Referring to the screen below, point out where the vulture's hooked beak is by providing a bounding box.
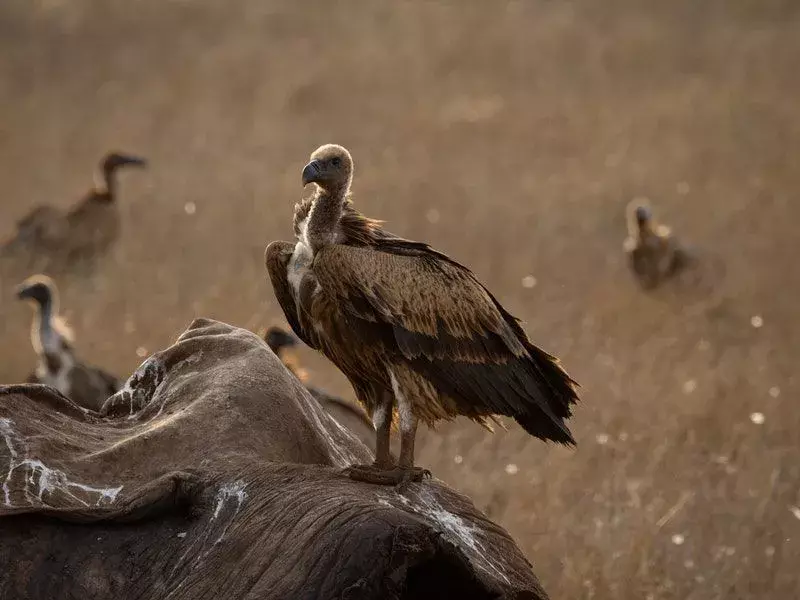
[302,160,322,186]
[15,284,30,300]
[119,155,148,168]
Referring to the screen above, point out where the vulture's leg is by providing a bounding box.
[394,405,430,487]
[398,413,418,468]
[345,387,429,486]
[344,390,398,484]
[372,390,394,469]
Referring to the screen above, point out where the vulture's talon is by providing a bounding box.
[343,464,430,487]
[394,467,431,493]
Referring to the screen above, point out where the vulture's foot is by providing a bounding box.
[393,467,432,494]
[343,464,431,486]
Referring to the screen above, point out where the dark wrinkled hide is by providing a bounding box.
[26,364,120,412]
[263,325,377,453]
[0,319,548,600]
[307,384,378,454]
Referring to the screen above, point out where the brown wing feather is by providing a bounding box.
[312,242,578,444]
[64,196,120,258]
[264,240,318,350]
[314,244,518,342]
[8,206,68,249]
[629,234,683,289]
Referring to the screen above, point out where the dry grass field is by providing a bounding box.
[1,1,799,597]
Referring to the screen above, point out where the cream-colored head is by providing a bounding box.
[301,144,354,193]
[16,274,58,313]
[623,198,672,252]
[625,198,654,236]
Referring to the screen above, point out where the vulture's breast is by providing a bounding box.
[288,215,314,302]
[36,349,75,397]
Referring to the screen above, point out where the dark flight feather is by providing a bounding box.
[311,239,578,443]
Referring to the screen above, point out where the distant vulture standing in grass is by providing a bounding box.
[2,151,147,264]
[16,274,122,412]
[263,325,377,453]
[623,200,688,290]
[265,144,579,485]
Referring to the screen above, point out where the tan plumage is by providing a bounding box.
[266,143,579,484]
[2,151,147,266]
[624,200,688,290]
[16,274,122,412]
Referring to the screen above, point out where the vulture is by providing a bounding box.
[264,325,312,383]
[623,201,688,290]
[2,151,147,263]
[265,144,579,485]
[16,274,122,412]
[263,325,377,453]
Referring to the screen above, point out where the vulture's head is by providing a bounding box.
[634,205,652,228]
[302,144,353,192]
[16,274,56,309]
[102,151,148,175]
[263,326,309,383]
[264,326,298,354]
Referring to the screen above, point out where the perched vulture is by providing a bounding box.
[2,151,147,263]
[623,201,688,290]
[16,274,121,411]
[263,325,377,453]
[265,143,579,485]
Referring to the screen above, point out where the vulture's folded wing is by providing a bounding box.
[264,240,318,350]
[312,243,578,443]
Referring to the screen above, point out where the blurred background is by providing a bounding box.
[1,0,799,597]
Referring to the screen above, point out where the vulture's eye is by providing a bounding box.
[331,157,341,167]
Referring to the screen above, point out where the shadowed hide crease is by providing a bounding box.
[262,325,377,453]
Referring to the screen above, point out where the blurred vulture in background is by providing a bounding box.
[16,274,122,412]
[263,325,377,454]
[1,151,147,269]
[266,143,579,486]
[623,200,689,290]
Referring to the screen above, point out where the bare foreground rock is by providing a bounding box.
[0,318,547,599]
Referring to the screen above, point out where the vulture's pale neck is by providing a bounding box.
[31,294,59,354]
[637,220,659,241]
[306,181,349,252]
[627,213,654,241]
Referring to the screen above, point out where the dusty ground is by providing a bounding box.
[1,0,799,597]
